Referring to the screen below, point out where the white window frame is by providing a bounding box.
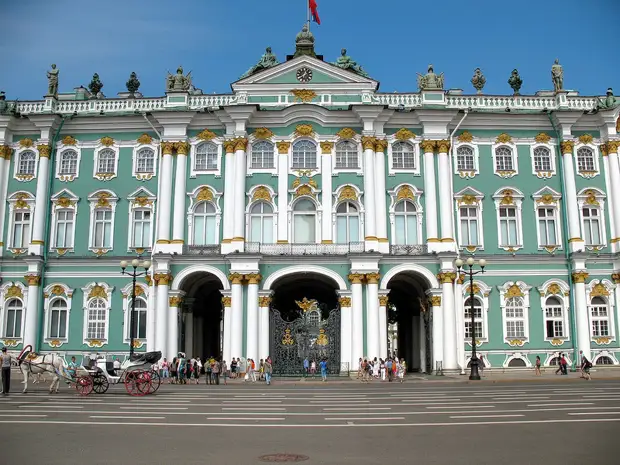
[388,184,424,246]
[454,143,480,178]
[127,189,156,252]
[43,283,74,345]
[93,145,119,181]
[532,187,562,251]
[462,280,491,344]
[332,184,365,243]
[245,185,277,243]
[454,187,485,251]
[334,201,363,244]
[121,282,149,344]
[498,281,531,344]
[190,139,222,177]
[530,143,556,178]
[574,142,600,179]
[55,148,81,182]
[6,191,35,251]
[289,196,321,244]
[87,190,119,252]
[0,282,28,342]
[537,279,571,343]
[577,188,607,249]
[81,282,113,346]
[491,142,518,178]
[248,139,276,173]
[187,185,222,246]
[493,188,524,251]
[50,190,79,253]
[290,139,319,171]
[586,279,616,343]
[333,140,361,172]
[132,144,158,181]
[388,139,421,176]
[13,148,38,182]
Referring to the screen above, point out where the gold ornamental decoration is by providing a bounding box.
[546,283,562,296]
[234,137,248,152]
[607,141,619,154]
[100,137,115,147]
[62,135,77,146]
[196,186,214,202]
[95,192,111,207]
[15,193,31,210]
[338,185,358,202]
[430,296,441,307]
[290,89,316,103]
[457,131,474,143]
[5,285,23,299]
[137,134,153,145]
[88,285,107,300]
[590,283,610,297]
[379,295,389,306]
[246,273,262,284]
[365,273,381,284]
[536,194,556,205]
[196,129,217,141]
[584,190,599,206]
[258,296,271,307]
[19,138,34,148]
[420,140,436,153]
[505,284,523,298]
[222,296,232,307]
[2,339,20,348]
[436,140,450,153]
[375,139,388,153]
[611,273,620,284]
[500,190,515,205]
[48,339,63,348]
[55,197,75,208]
[228,273,243,285]
[560,140,574,154]
[294,185,314,198]
[394,128,415,141]
[252,186,272,202]
[86,339,105,348]
[154,273,173,286]
[0,145,12,159]
[600,144,608,157]
[466,284,481,295]
[282,328,295,345]
[320,142,333,154]
[37,145,51,158]
[316,328,328,346]
[253,128,274,140]
[161,141,175,155]
[396,185,415,201]
[550,338,564,347]
[535,133,551,144]
[578,134,593,145]
[294,124,314,137]
[437,272,457,284]
[174,141,190,155]
[50,285,65,296]
[338,296,351,307]
[169,296,182,307]
[459,194,478,205]
[361,136,376,150]
[24,274,41,287]
[133,196,153,207]
[276,142,290,154]
[336,128,356,140]
[495,133,512,144]
[593,336,611,345]
[223,140,236,154]
[145,275,153,286]
[348,273,364,284]
[295,297,318,312]
[571,271,589,284]
[507,339,525,347]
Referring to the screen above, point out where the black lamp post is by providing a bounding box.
[120,258,151,360]
[455,257,487,380]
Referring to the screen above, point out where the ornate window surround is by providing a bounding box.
[387,183,424,245]
[127,188,156,253]
[0,282,28,343]
[132,142,158,181]
[491,140,519,178]
[333,139,363,174]
[544,352,572,367]
[189,137,223,178]
[502,352,533,368]
[13,147,38,182]
[93,143,120,181]
[6,191,35,253]
[574,138,600,179]
[245,185,278,241]
[289,137,321,174]
[87,190,119,254]
[288,193,322,244]
[42,283,74,346]
[454,187,485,252]
[454,142,480,179]
[332,184,365,242]
[50,189,79,254]
[537,279,570,344]
[493,187,525,252]
[592,350,619,365]
[462,280,492,344]
[577,187,607,250]
[532,187,562,252]
[55,148,81,182]
[186,185,222,245]
[81,282,114,347]
[387,137,421,176]
[121,282,149,346]
[586,279,616,344]
[247,137,277,174]
[498,281,532,345]
[530,141,557,178]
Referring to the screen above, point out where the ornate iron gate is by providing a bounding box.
[270,298,340,376]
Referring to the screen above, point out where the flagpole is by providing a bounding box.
[307,0,311,31]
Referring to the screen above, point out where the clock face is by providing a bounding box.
[296,67,313,83]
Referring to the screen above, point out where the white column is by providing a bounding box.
[429,291,443,372]
[605,143,620,245]
[378,293,388,359]
[156,143,175,245]
[230,274,244,360]
[222,294,232,363]
[245,273,260,363]
[573,271,591,361]
[438,272,457,371]
[362,137,377,246]
[374,140,388,251]
[146,276,156,352]
[0,149,10,251]
[168,296,180,361]
[23,274,41,349]
[258,294,271,362]
[454,274,466,373]
[561,142,583,250]
[171,143,189,245]
[338,293,352,373]
[222,144,236,242]
[155,273,170,355]
[277,142,289,243]
[232,139,248,247]
[437,141,454,244]
[321,143,333,243]
[29,145,52,255]
[419,313,427,373]
[349,274,364,369]
[365,273,380,360]
[421,141,439,244]
[184,313,193,356]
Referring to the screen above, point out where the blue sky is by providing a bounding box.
[0,0,617,100]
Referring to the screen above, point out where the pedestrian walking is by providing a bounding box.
[479,355,485,377]
[264,358,273,385]
[320,359,328,382]
[212,359,221,385]
[310,360,316,378]
[535,356,542,376]
[1,347,13,395]
[221,360,228,385]
[580,350,592,381]
[303,358,309,377]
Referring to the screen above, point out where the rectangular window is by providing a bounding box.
[292,152,316,169]
[195,153,218,171]
[546,320,564,338]
[60,154,78,175]
[132,210,152,248]
[50,308,67,339]
[465,321,483,339]
[293,215,316,243]
[193,216,216,245]
[537,207,558,246]
[459,207,480,246]
[250,216,274,243]
[591,305,610,337]
[582,207,602,246]
[499,206,519,246]
[393,152,416,169]
[54,210,75,248]
[92,209,112,248]
[11,211,31,248]
[135,309,147,339]
[464,305,483,339]
[335,147,359,169]
[533,147,552,172]
[87,309,106,340]
[5,307,22,338]
[251,149,274,169]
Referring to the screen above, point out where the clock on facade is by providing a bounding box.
[296,67,313,83]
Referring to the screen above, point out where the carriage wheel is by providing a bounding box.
[75,376,93,396]
[148,370,161,394]
[92,373,109,394]
[124,370,150,397]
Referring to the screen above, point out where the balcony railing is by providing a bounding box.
[245,242,364,255]
[389,244,428,255]
[183,244,222,255]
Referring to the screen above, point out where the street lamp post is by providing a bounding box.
[120,258,151,360]
[455,257,487,381]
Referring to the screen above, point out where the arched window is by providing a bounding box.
[192,202,217,245]
[595,356,614,365]
[394,200,418,245]
[249,202,274,243]
[251,141,274,169]
[292,199,316,243]
[505,297,525,338]
[495,146,514,171]
[590,296,610,337]
[86,298,107,340]
[456,146,475,171]
[335,141,358,169]
[132,297,148,339]
[11,210,31,248]
[392,142,415,169]
[195,142,218,171]
[335,202,360,243]
[59,150,78,175]
[582,204,603,246]
[18,151,36,175]
[577,147,595,172]
[292,140,317,169]
[508,358,527,367]
[97,148,116,174]
[544,296,564,338]
[533,147,552,172]
[49,299,68,339]
[4,299,23,338]
[464,297,483,339]
[136,148,155,174]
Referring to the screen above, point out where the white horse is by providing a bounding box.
[19,353,68,394]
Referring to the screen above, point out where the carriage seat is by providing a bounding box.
[105,362,118,376]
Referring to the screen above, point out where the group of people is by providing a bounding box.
[302,358,329,381]
[357,357,406,382]
[535,351,592,380]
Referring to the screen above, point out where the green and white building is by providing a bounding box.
[1,28,619,373]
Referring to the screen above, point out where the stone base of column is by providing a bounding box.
[28,244,44,256]
[569,239,585,253]
[377,239,389,254]
[432,240,457,253]
[230,237,245,253]
[154,242,175,254]
[169,240,184,255]
[364,237,379,252]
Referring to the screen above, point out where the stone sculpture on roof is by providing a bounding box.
[597,88,618,110]
[293,24,316,58]
[241,47,279,78]
[508,69,523,95]
[332,48,369,78]
[551,59,564,92]
[471,68,486,94]
[417,64,444,91]
[166,66,192,92]
[46,64,59,97]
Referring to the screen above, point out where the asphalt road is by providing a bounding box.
[1,377,618,465]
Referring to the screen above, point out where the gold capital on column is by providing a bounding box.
[258,296,271,307]
[169,296,182,307]
[228,273,243,285]
[361,136,376,150]
[161,141,175,155]
[374,139,388,153]
[24,274,41,286]
[378,295,389,306]
[560,140,574,154]
[338,296,352,307]
[223,140,236,153]
[437,272,456,284]
[348,273,364,284]
[365,272,381,284]
[154,272,173,286]
[420,140,436,153]
[600,144,608,157]
[174,141,190,155]
[572,271,589,284]
[436,140,451,153]
[37,145,51,158]
[430,295,441,307]
[276,142,290,154]
[234,137,248,151]
[145,275,153,286]
[607,141,620,154]
[320,141,333,154]
[457,273,465,285]
[222,296,232,307]
[0,145,12,159]
[245,273,262,284]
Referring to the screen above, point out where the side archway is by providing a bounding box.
[380,263,439,290]
[263,265,348,291]
[171,265,230,291]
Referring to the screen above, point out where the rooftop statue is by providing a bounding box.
[88,73,104,99]
[597,88,619,110]
[471,68,486,94]
[166,66,192,92]
[417,64,444,91]
[332,48,369,78]
[508,69,523,95]
[294,24,316,58]
[46,64,59,97]
[551,59,563,92]
[240,47,279,79]
[126,72,141,95]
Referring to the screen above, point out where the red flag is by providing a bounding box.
[309,0,321,24]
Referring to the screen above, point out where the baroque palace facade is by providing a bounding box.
[1,28,620,373]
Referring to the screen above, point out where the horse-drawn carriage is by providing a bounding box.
[17,346,162,397]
